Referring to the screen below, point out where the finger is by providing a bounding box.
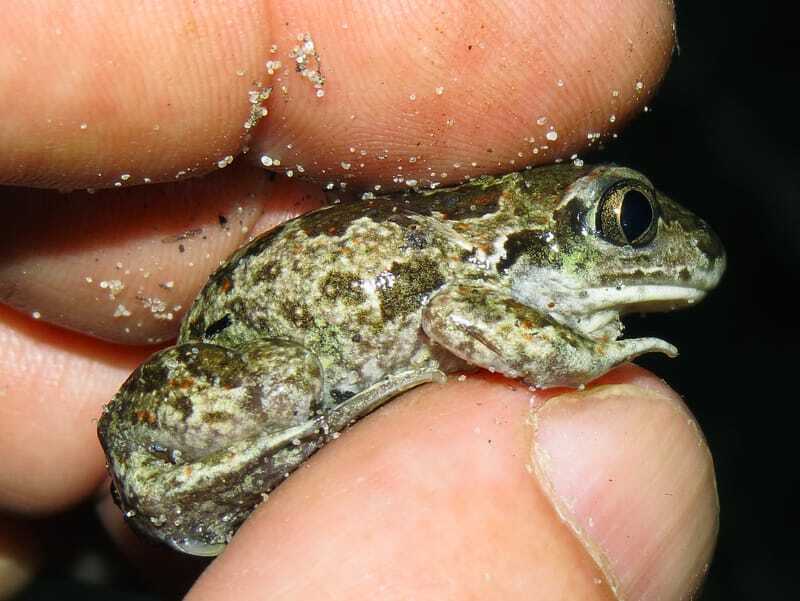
[0,1,275,189]
[1,0,675,190]
[184,365,717,600]
[0,304,147,513]
[251,0,676,190]
[0,164,324,344]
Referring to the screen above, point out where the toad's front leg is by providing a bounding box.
[422,284,677,389]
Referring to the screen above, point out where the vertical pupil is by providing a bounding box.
[620,189,653,243]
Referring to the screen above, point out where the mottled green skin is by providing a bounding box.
[97,164,725,555]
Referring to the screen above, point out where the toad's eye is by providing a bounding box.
[596,181,658,246]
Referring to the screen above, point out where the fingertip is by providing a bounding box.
[0,2,273,188]
[0,304,144,514]
[532,379,717,600]
[590,362,677,398]
[251,0,676,189]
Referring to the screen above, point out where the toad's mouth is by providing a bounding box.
[582,284,708,315]
[546,285,708,321]
[514,259,723,320]
[556,285,708,340]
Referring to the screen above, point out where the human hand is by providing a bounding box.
[0,2,717,599]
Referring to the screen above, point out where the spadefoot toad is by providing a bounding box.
[98,164,725,555]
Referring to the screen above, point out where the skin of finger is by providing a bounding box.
[184,375,619,601]
[0,166,325,345]
[255,0,675,189]
[0,1,274,189]
[531,380,718,600]
[0,0,675,190]
[0,304,148,513]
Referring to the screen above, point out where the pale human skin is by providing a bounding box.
[0,2,718,600]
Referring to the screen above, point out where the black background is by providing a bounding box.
[13,2,798,599]
[612,2,799,599]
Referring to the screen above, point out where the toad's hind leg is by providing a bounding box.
[322,368,448,433]
[99,335,446,557]
[98,339,329,556]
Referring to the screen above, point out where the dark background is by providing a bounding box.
[614,2,799,599]
[12,2,798,599]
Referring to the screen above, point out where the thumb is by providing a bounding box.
[181,364,717,600]
[530,366,718,599]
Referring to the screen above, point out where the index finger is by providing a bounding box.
[0,0,675,190]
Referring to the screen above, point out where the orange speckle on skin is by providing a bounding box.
[169,378,195,389]
[134,410,157,424]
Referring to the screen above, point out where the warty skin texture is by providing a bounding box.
[98,164,725,555]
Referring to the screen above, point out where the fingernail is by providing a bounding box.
[531,384,718,600]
